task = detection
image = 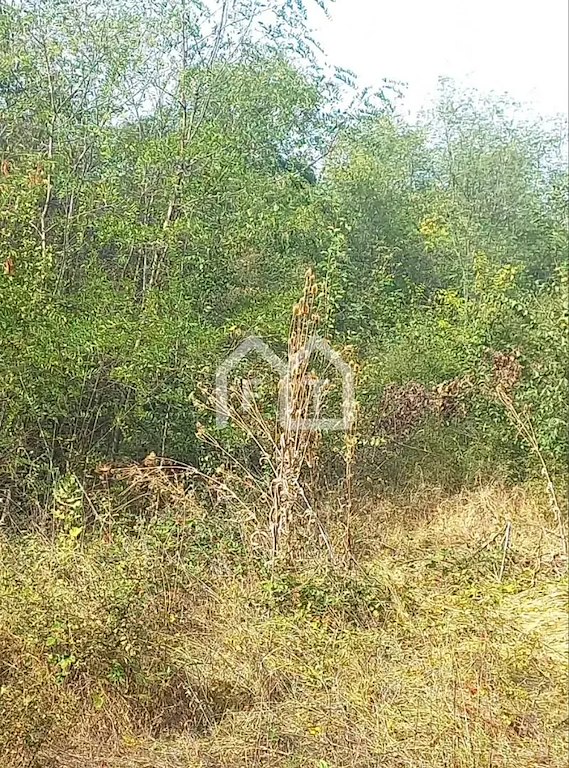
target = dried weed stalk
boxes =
[202,269,347,563]
[492,351,567,556]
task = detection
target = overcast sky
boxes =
[310,0,568,118]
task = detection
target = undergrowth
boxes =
[0,484,567,767]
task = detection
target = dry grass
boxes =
[0,484,567,768]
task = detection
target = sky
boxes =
[310,0,569,119]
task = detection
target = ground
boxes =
[0,484,567,767]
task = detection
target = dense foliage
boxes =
[0,0,567,515]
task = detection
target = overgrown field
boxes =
[1,484,567,768]
[1,2,568,766]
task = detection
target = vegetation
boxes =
[1,486,567,766]
[0,1,567,766]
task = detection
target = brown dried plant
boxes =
[201,269,346,563]
[371,376,472,454]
